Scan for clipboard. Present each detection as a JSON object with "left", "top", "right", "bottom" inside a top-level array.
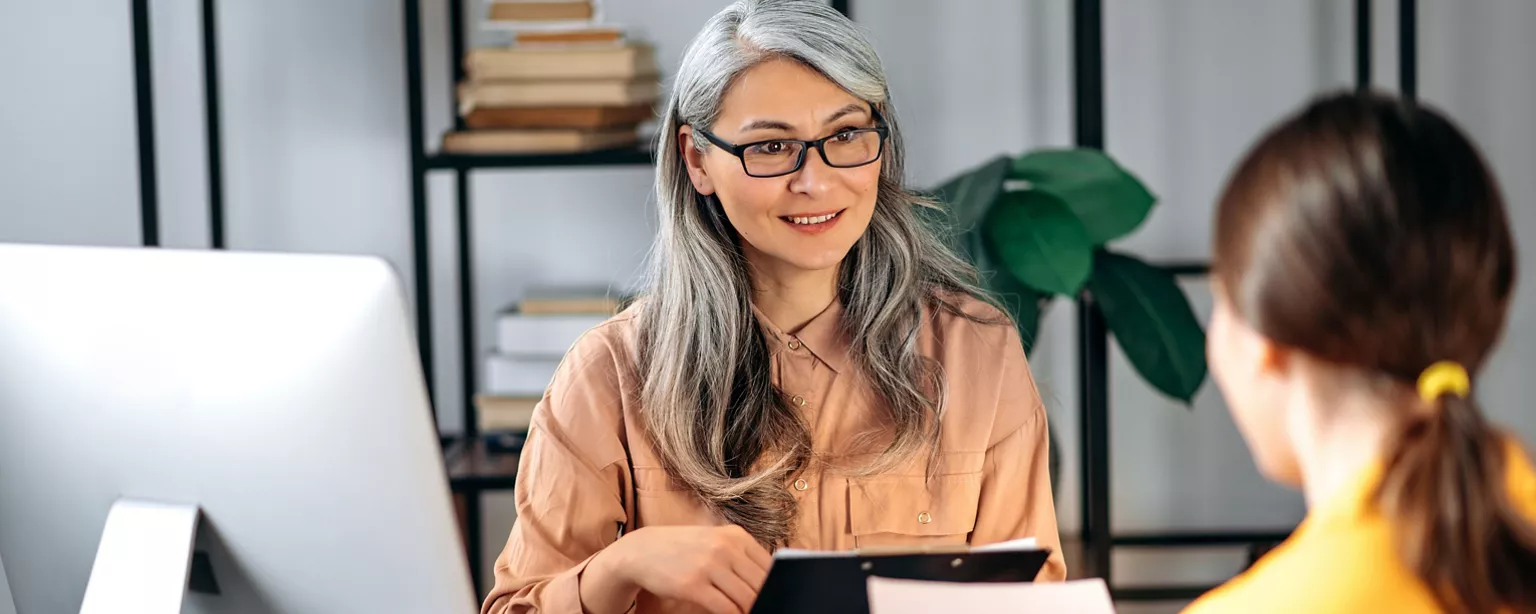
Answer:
[{"left": 748, "top": 545, "right": 1052, "bottom": 614}]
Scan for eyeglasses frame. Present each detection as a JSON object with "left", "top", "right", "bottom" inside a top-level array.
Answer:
[{"left": 693, "top": 108, "right": 890, "bottom": 178}]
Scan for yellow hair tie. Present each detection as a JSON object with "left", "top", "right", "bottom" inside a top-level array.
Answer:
[{"left": 1417, "top": 361, "right": 1470, "bottom": 402}]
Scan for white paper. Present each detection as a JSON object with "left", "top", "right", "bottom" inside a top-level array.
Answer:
[
  {"left": 772, "top": 548, "right": 855, "bottom": 560},
  {"left": 774, "top": 536, "right": 1039, "bottom": 560},
  {"left": 867, "top": 577, "right": 1116, "bottom": 614},
  {"left": 970, "top": 537, "right": 1039, "bottom": 552}
]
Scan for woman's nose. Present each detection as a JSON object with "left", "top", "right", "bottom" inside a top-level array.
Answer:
[{"left": 788, "top": 148, "right": 835, "bottom": 197}]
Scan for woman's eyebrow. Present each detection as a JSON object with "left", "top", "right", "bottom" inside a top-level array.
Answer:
[
  {"left": 822, "top": 103, "right": 868, "bottom": 125},
  {"left": 738, "top": 118, "right": 796, "bottom": 133},
  {"left": 736, "top": 104, "right": 869, "bottom": 134}
]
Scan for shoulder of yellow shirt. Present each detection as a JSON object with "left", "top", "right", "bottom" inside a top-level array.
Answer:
[
  {"left": 1184, "top": 440, "right": 1536, "bottom": 614},
  {"left": 1182, "top": 519, "right": 1442, "bottom": 614}
]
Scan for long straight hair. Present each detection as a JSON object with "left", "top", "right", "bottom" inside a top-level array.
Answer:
[
  {"left": 635, "top": 0, "right": 994, "bottom": 548},
  {"left": 1213, "top": 91, "right": 1536, "bottom": 612}
]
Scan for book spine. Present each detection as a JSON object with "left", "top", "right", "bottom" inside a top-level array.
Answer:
[
  {"left": 484, "top": 355, "right": 560, "bottom": 396},
  {"left": 496, "top": 314, "right": 606, "bottom": 355}
]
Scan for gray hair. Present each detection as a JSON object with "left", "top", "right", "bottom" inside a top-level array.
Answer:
[{"left": 635, "top": 0, "right": 997, "bottom": 548}]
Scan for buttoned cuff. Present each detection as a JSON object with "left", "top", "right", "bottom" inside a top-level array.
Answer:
[{"left": 542, "top": 552, "right": 603, "bottom": 614}]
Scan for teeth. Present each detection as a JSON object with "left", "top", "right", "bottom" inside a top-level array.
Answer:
[{"left": 789, "top": 212, "right": 838, "bottom": 225}]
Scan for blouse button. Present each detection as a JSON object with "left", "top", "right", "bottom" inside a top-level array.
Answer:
[
  {"left": 787, "top": 339, "right": 801, "bottom": 350},
  {"left": 794, "top": 479, "right": 809, "bottom": 491},
  {"left": 917, "top": 511, "right": 932, "bottom": 524},
  {"left": 791, "top": 395, "right": 806, "bottom": 407}
]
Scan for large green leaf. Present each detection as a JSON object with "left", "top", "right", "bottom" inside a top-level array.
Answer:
[
  {"left": 1011, "top": 149, "right": 1156, "bottom": 246},
  {"left": 1089, "top": 251, "right": 1208, "bottom": 404},
  {"left": 984, "top": 191, "right": 1093, "bottom": 296},
  {"left": 928, "top": 155, "right": 1013, "bottom": 248},
  {"left": 966, "top": 230, "right": 1044, "bottom": 354}
]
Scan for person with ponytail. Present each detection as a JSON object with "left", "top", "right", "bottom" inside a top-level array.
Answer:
[{"left": 1185, "top": 91, "right": 1536, "bottom": 613}]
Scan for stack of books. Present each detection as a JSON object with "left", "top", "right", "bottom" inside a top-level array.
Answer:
[
  {"left": 443, "top": 1, "right": 660, "bottom": 155},
  {"left": 478, "top": 286, "right": 626, "bottom": 451}
]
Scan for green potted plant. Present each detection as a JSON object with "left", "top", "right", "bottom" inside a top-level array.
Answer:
[
  {"left": 928, "top": 149, "right": 1208, "bottom": 483},
  {"left": 931, "top": 149, "right": 1208, "bottom": 402}
]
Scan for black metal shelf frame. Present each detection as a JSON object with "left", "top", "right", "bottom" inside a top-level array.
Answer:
[
  {"left": 129, "top": 0, "right": 228, "bottom": 249},
  {"left": 131, "top": 0, "right": 159, "bottom": 247},
  {"left": 1070, "top": 0, "right": 1418, "bottom": 599},
  {"left": 425, "top": 148, "right": 654, "bottom": 170}
]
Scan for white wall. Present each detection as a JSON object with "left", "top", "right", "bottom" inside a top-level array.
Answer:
[
  {"left": 3, "top": 0, "right": 1534, "bottom": 604},
  {"left": 0, "top": 1, "right": 142, "bottom": 246}
]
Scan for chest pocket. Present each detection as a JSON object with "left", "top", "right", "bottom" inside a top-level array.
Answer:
[
  {"left": 848, "top": 472, "right": 982, "bottom": 549},
  {"left": 631, "top": 467, "right": 719, "bottom": 529}
]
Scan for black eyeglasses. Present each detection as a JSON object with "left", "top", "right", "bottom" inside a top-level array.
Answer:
[{"left": 695, "top": 109, "right": 890, "bottom": 178}]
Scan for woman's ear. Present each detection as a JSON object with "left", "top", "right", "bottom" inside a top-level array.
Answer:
[
  {"left": 677, "top": 126, "right": 716, "bottom": 196},
  {"left": 1256, "top": 334, "right": 1293, "bottom": 379}
]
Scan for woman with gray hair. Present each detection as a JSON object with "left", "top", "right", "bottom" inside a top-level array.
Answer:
[{"left": 483, "top": 2, "right": 1063, "bottom": 612}]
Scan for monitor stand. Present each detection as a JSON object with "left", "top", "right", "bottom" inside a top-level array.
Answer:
[
  {"left": 1, "top": 546, "right": 15, "bottom": 614},
  {"left": 79, "top": 499, "right": 219, "bottom": 614}
]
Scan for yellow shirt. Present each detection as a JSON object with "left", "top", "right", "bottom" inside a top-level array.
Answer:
[{"left": 1183, "top": 443, "right": 1536, "bottom": 614}]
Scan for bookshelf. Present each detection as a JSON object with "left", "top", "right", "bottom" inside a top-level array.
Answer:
[{"left": 401, "top": 0, "right": 661, "bottom": 448}]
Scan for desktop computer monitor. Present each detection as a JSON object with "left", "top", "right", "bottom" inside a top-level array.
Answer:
[{"left": 0, "top": 243, "right": 478, "bottom": 613}]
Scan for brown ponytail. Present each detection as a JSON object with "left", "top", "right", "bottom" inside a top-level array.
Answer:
[
  {"left": 1213, "top": 91, "right": 1536, "bottom": 612},
  {"left": 1378, "top": 393, "right": 1536, "bottom": 612}
]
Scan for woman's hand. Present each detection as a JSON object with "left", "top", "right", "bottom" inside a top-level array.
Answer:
[{"left": 582, "top": 525, "right": 773, "bottom": 614}]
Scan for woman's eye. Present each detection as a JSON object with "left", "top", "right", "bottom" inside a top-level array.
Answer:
[{"left": 749, "top": 142, "right": 788, "bottom": 155}]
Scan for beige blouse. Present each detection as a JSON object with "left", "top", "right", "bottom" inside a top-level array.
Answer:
[{"left": 482, "top": 294, "right": 1065, "bottom": 614}]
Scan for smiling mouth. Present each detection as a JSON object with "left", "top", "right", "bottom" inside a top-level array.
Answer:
[{"left": 781, "top": 210, "right": 843, "bottom": 226}]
